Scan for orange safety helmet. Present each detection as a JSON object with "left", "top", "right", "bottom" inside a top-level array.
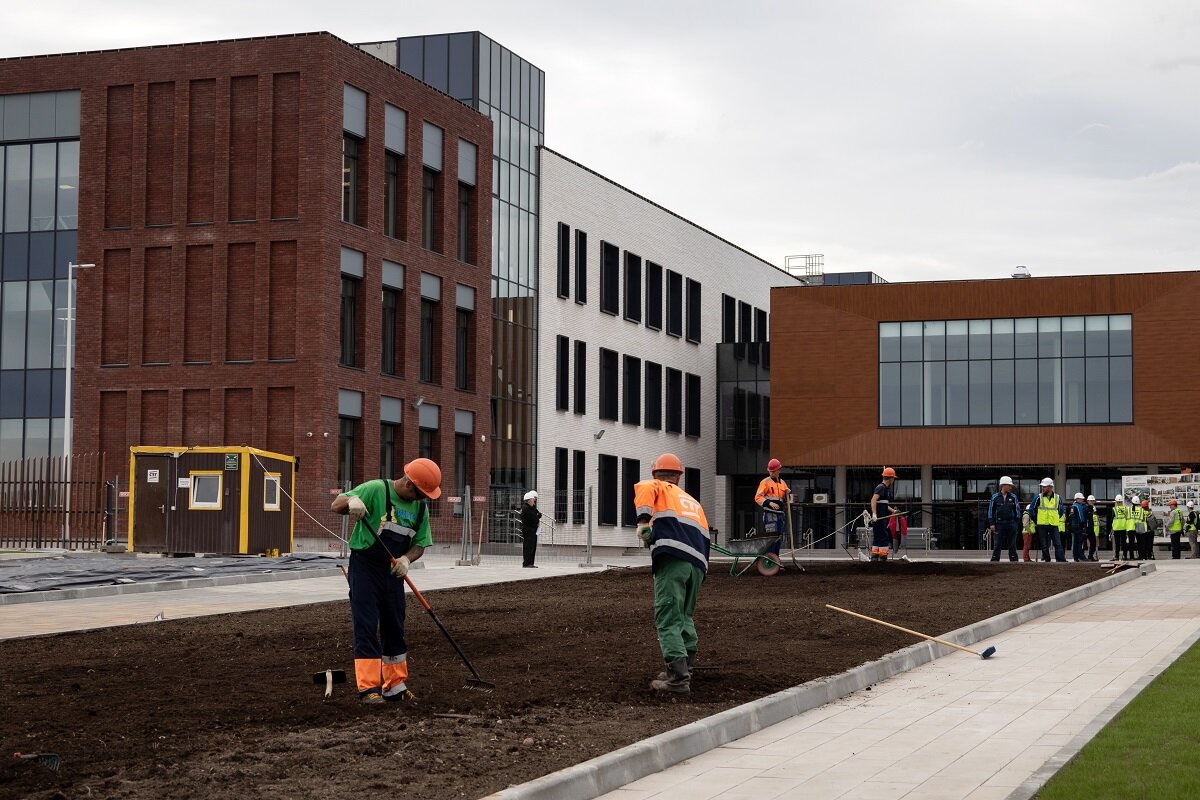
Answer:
[
  {"left": 767, "top": 458, "right": 782, "bottom": 472},
  {"left": 1141, "top": 500, "right": 1150, "bottom": 508},
  {"left": 881, "top": 467, "right": 897, "bottom": 478},
  {"left": 404, "top": 457, "right": 443, "bottom": 500},
  {"left": 1169, "top": 499, "right": 1178, "bottom": 506},
  {"left": 652, "top": 453, "right": 684, "bottom": 475}
]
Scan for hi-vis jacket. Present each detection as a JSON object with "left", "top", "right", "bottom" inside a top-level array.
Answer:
[
  {"left": 1168, "top": 508, "right": 1185, "bottom": 533},
  {"left": 754, "top": 477, "right": 789, "bottom": 510},
  {"left": 1027, "top": 494, "right": 1066, "bottom": 532},
  {"left": 1111, "top": 503, "right": 1131, "bottom": 532},
  {"left": 635, "top": 478, "right": 711, "bottom": 574}
]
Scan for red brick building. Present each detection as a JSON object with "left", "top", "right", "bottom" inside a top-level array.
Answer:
[{"left": 0, "top": 32, "right": 492, "bottom": 542}]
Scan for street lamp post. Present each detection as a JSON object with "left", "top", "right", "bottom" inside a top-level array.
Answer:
[{"left": 63, "top": 261, "right": 95, "bottom": 546}]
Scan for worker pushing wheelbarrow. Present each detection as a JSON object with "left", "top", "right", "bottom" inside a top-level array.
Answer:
[{"left": 707, "top": 458, "right": 804, "bottom": 577}]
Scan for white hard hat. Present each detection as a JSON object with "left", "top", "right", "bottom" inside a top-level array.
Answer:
[
  {"left": 1114, "top": 494, "right": 1124, "bottom": 503},
  {"left": 1074, "top": 492, "right": 1085, "bottom": 500},
  {"left": 1131, "top": 494, "right": 1140, "bottom": 504},
  {"left": 999, "top": 475, "right": 1013, "bottom": 487},
  {"left": 1189, "top": 501, "right": 1195, "bottom": 509},
  {"left": 1040, "top": 477, "right": 1054, "bottom": 487},
  {"left": 523, "top": 490, "right": 537, "bottom": 501},
  {"left": 1087, "top": 495, "right": 1096, "bottom": 502}
]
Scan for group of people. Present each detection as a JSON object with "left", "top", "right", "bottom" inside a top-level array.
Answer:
[{"left": 987, "top": 476, "right": 1100, "bottom": 562}]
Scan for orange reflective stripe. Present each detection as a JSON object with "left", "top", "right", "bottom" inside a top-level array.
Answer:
[
  {"left": 634, "top": 479, "right": 710, "bottom": 530},
  {"left": 354, "top": 658, "right": 382, "bottom": 692},
  {"left": 382, "top": 659, "right": 409, "bottom": 693}
]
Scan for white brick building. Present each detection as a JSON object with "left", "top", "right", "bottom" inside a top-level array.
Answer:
[{"left": 534, "top": 148, "right": 797, "bottom": 550}]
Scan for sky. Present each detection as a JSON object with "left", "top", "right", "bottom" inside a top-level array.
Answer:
[{"left": 3, "top": 1, "right": 1198, "bottom": 282}]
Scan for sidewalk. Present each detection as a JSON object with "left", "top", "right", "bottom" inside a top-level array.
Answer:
[{"left": 597, "top": 560, "right": 1200, "bottom": 800}]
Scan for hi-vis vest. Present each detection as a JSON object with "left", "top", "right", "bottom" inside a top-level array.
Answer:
[
  {"left": 1168, "top": 508, "right": 1185, "bottom": 533},
  {"left": 1091, "top": 505, "right": 1101, "bottom": 535},
  {"left": 1112, "top": 504, "right": 1131, "bottom": 532},
  {"left": 1035, "top": 494, "right": 1065, "bottom": 531},
  {"left": 1187, "top": 511, "right": 1199, "bottom": 532},
  {"left": 634, "top": 478, "right": 711, "bottom": 574},
  {"left": 1131, "top": 506, "right": 1149, "bottom": 534}
]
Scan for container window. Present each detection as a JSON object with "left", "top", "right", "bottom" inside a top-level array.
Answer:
[
  {"left": 264, "top": 473, "right": 281, "bottom": 511},
  {"left": 190, "top": 472, "right": 222, "bottom": 510}
]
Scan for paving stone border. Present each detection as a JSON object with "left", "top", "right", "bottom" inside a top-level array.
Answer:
[{"left": 485, "top": 563, "right": 1153, "bottom": 800}]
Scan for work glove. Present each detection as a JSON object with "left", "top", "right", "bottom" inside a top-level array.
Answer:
[
  {"left": 390, "top": 556, "right": 410, "bottom": 578},
  {"left": 347, "top": 496, "right": 368, "bottom": 521},
  {"left": 638, "top": 525, "right": 653, "bottom": 547},
  {"left": 864, "top": 512, "right": 877, "bottom": 525}
]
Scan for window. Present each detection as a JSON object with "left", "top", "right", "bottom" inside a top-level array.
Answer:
[
  {"left": 455, "top": 308, "right": 472, "bottom": 390},
  {"left": 684, "top": 467, "right": 700, "bottom": 504},
  {"left": 645, "top": 262, "right": 663, "bottom": 330},
  {"left": 380, "top": 422, "right": 398, "bottom": 479},
  {"left": 422, "top": 168, "right": 439, "bottom": 251},
  {"left": 645, "top": 362, "right": 663, "bottom": 430},
  {"left": 685, "top": 279, "right": 701, "bottom": 343},
  {"left": 419, "top": 427, "right": 436, "bottom": 461},
  {"left": 420, "top": 298, "right": 439, "bottom": 383},
  {"left": 721, "top": 295, "right": 736, "bottom": 343},
  {"left": 384, "top": 151, "right": 405, "bottom": 239},
  {"left": 738, "top": 301, "right": 752, "bottom": 343},
  {"left": 685, "top": 373, "right": 700, "bottom": 437},
  {"left": 338, "top": 417, "right": 357, "bottom": 486},
  {"left": 555, "top": 335, "right": 570, "bottom": 410},
  {"left": 572, "top": 450, "right": 585, "bottom": 524},
  {"left": 755, "top": 308, "right": 767, "bottom": 343},
  {"left": 557, "top": 222, "right": 570, "bottom": 298},
  {"left": 554, "top": 447, "right": 568, "bottom": 523},
  {"left": 624, "top": 252, "right": 642, "bottom": 322},
  {"left": 263, "top": 473, "right": 281, "bottom": 511},
  {"left": 342, "top": 134, "right": 361, "bottom": 224},
  {"left": 457, "top": 182, "right": 473, "bottom": 263},
  {"left": 879, "top": 315, "right": 1134, "bottom": 427},
  {"left": 665, "top": 368, "right": 682, "bottom": 433},
  {"left": 666, "top": 270, "right": 683, "bottom": 337},
  {"left": 622, "top": 355, "right": 641, "bottom": 425},
  {"left": 621, "top": 458, "right": 640, "bottom": 527},
  {"left": 573, "top": 340, "right": 586, "bottom": 415},
  {"left": 599, "top": 348, "right": 618, "bottom": 421},
  {"left": 340, "top": 277, "right": 359, "bottom": 367},
  {"left": 574, "top": 230, "right": 588, "bottom": 304},
  {"left": 600, "top": 241, "right": 619, "bottom": 315},
  {"left": 598, "top": 454, "right": 618, "bottom": 526},
  {"left": 189, "top": 471, "right": 223, "bottom": 510},
  {"left": 455, "top": 433, "right": 470, "bottom": 496},
  {"left": 382, "top": 287, "right": 400, "bottom": 375}
]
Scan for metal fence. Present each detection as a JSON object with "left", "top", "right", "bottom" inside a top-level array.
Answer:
[{"left": 0, "top": 452, "right": 111, "bottom": 549}]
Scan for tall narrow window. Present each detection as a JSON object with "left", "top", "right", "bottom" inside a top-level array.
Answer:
[
  {"left": 574, "top": 230, "right": 588, "bottom": 305},
  {"left": 684, "top": 467, "right": 700, "bottom": 504},
  {"left": 422, "top": 168, "right": 439, "bottom": 251},
  {"left": 754, "top": 308, "right": 768, "bottom": 343},
  {"left": 384, "top": 151, "right": 404, "bottom": 238},
  {"left": 598, "top": 454, "right": 618, "bottom": 526},
  {"left": 572, "top": 450, "right": 585, "bottom": 524},
  {"left": 340, "top": 277, "right": 359, "bottom": 367},
  {"left": 645, "top": 362, "right": 663, "bottom": 430},
  {"left": 685, "top": 279, "right": 701, "bottom": 343},
  {"left": 624, "top": 252, "right": 642, "bottom": 322},
  {"left": 338, "top": 416, "right": 357, "bottom": 485},
  {"left": 557, "top": 222, "right": 571, "bottom": 298},
  {"left": 342, "top": 134, "right": 361, "bottom": 224},
  {"left": 645, "top": 262, "right": 663, "bottom": 330},
  {"left": 380, "top": 422, "right": 398, "bottom": 478},
  {"left": 419, "top": 427, "right": 437, "bottom": 461},
  {"left": 600, "top": 241, "right": 619, "bottom": 315},
  {"left": 455, "top": 309, "right": 472, "bottom": 390},
  {"left": 621, "top": 458, "right": 640, "bottom": 527},
  {"left": 685, "top": 373, "right": 701, "bottom": 437},
  {"left": 721, "top": 295, "right": 736, "bottom": 343},
  {"left": 599, "top": 348, "right": 618, "bottom": 421},
  {"left": 455, "top": 433, "right": 470, "bottom": 496},
  {"left": 666, "top": 270, "right": 683, "bottom": 337},
  {"left": 738, "top": 301, "right": 752, "bottom": 343},
  {"left": 420, "top": 298, "right": 439, "bottom": 383},
  {"left": 622, "top": 355, "right": 641, "bottom": 425},
  {"left": 457, "top": 182, "right": 473, "bottom": 263},
  {"left": 665, "top": 367, "right": 682, "bottom": 433},
  {"left": 554, "top": 447, "right": 568, "bottom": 523},
  {"left": 573, "top": 340, "right": 586, "bottom": 414},
  {"left": 382, "top": 288, "right": 399, "bottom": 375},
  {"left": 556, "top": 335, "right": 570, "bottom": 410}
]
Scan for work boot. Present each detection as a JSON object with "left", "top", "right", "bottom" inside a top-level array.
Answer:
[
  {"left": 360, "top": 690, "right": 385, "bottom": 705},
  {"left": 650, "top": 657, "right": 691, "bottom": 694},
  {"left": 385, "top": 687, "right": 417, "bottom": 705},
  {"left": 657, "top": 653, "right": 696, "bottom": 682}
]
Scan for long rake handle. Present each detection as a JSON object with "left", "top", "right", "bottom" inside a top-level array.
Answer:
[
  {"left": 825, "top": 604, "right": 983, "bottom": 657},
  {"left": 403, "top": 575, "right": 492, "bottom": 685}
]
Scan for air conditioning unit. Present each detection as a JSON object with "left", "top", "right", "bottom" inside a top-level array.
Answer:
[{"left": 812, "top": 493, "right": 830, "bottom": 504}]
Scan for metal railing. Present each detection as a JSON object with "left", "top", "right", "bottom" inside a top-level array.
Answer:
[{"left": 0, "top": 452, "right": 109, "bottom": 549}]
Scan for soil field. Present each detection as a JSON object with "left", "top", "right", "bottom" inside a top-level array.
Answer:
[{"left": 2, "top": 562, "right": 1108, "bottom": 800}]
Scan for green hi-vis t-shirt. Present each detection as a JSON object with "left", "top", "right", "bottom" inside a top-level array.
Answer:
[{"left": 341, "top": 479, "right": 433, "bottom": 551}]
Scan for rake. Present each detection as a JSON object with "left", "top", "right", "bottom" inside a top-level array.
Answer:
[
  {"left": 826, "top": 604, "right": 997, "bottom": 659},
  {"left": 12, "top": 752, "right": 61, "bottom": 773}
]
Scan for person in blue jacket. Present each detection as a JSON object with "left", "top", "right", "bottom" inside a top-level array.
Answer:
[{"left": 987, "top": 476, "right": 1021, "bottom": 562}]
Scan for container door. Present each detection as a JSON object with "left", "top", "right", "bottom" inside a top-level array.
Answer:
[{"left": 133, "top": 455, "right": 171, "bottom": 552}]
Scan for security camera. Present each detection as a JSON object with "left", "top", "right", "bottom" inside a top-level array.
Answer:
[{"left": 594, "top": 430, "right": 605, "bottom": 440}]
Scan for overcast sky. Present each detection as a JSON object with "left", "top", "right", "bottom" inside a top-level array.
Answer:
[{"left": 4, "top": 1, "right": 1198, "bottom": 281}]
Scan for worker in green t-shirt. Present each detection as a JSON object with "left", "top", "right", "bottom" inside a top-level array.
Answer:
[{"left": 331, "top": 458, "right": 442, "bottom": 705}]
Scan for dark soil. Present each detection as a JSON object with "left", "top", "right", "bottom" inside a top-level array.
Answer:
[{"left": 1, "top": 562, "right": 1106, "bottom": 799}]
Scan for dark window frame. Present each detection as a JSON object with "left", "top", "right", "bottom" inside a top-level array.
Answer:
[
  {"left": 666, "top": 270, "right": 683, "bottom": 338},
  {"left": 553, "top": 446, "right": 568, "bottom": 523},
  {"left": 621, "top": 457, "right": 640, "bottom": 528},
  {"left": 574, "top": 230, "right": 588, "bottom": 305},
  {"left": 685, "top": 372, "right": 701, "bottom": 437},
  {"left": 685, "top": 278, "right": 701, "bottom": 343},
  {"left": 455, "top": 308, "right": 472, "bottom": 390},
  {"left": 721, "top": 294, "right": 736, "bottom": 343},
  {"left": 555, "top": 335, "right": 570, "bottom": 411},
  {"left": 573, "top": 340, "right": 586, "bottom": 415},
  {"left": 457, "top": 181, "right": 473, "bottom": 264},
  {"left": 557, "top": 222, "right": 571, "bottom": 299},
  {"left": 665, "top": 367, "right": 682, "bottom": 433},
  {"left": 598, "top": 454, "right": 618, "bottom": 526},
  {"left": 623, "top": 252, "right": 642, "bottom": 323},
  {"left": 644, "top": 361, "right": 662, "bottom": 430},
  {"left": 381, "top": 286, "right": 402, "bottom": 376},
  {"left": 422, "top": 167, "right": 440, "bottom": 252},
  {"left": 599, "top": 241, "right": 619, "bottom": 315},
  {"left": 420, "top": 297, "right": 440, "bottom": 384},
  {"left": 342, "top": 133, "right": 362, "bottom": 225},
  {"left": 383, "top": 150, "right": 405, "bottom": 239},
  {"left": 380, "top": 421, "right": 399, "bottom": 479},
  {"left": 622, "top": 355, "right": 641, "bottom": 425},
  {"left": 340, "top": 276, "right": 360, "bottom": 368},
  {"left": 572, "top": 450, "right": 585, "bottom": 525},
  {"left": 599, "top": 347, "right": 619, "bottom": 421},
  {"left": 645, "top": 261, "right": 663, "bottom": 331}
]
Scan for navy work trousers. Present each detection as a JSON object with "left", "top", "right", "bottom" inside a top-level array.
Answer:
[{"left": 991, "top": 522, "right": 1018, "bottom": 561}]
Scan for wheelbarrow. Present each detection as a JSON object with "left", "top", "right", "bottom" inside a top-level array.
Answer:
[{"left": 710, "top": 534, "right": 786, "bottom": 576}]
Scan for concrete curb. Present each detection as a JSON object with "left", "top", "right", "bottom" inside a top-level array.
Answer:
[{"left": 485, "top": 564, "right": 1150, "bottom": 800}]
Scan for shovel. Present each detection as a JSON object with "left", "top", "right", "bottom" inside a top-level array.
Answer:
[{"left": 312, "top": 669, "right": 347, "bottom": 698}]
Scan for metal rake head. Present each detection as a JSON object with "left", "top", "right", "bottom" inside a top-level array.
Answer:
[
  {"left": 13, "top": 752, "right": 61, "bottom": 773},
  {"left": 464, "top": 677, "right": 496, "bottom": 693}
]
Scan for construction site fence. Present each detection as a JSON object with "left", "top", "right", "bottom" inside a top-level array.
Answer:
[{"left": 0, "top": 452, "right": 113, "bottom": 550}]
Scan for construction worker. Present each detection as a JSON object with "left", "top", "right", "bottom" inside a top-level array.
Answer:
[
  {"left": 1167, "top": 499, "right": 1186, "bottom": 559},
  {"left": 1140, "top": 499, "right": 1158, "bottom": 560},
  {"left": 1028, "top": 478, "right": 1066, "bottom": 562},
  {"left": 1129, "top": 495, "right": 1148, "bottom": 560},
  {"left": 869, "top": 468, "right": 897, "bottom": 562},
  {"left": 1111, "top": 494, "right": 1130, "bottom": 560},
  {"left": 755, "top": 458, "right": 791, "bottom": 537},
  {"left": 987, "top": 476, "right": 1021, "bottom": 562},
  {"left": 1067, "top": 492, "right": 1091, "bottom": 562},
  {"left": 636, "top": 453, "right": 710, "bottom": 695},
  {"left": 520, "top": 490, "right": 541, "bottom": 568},
  {"left": 1086, "top": 495, "right": 1101, "bottom": 561},
  {"left": 1186, "top": 501, "right": 1199, "bottom": 558},
  {"left": 889, "top": 507, "right": 909, "bottom": 555},
  {"left": 1020, "top": 509, "right": 1036, "bottom": 562},
  {"left": 331, "top": 457, "right": 442, "bottom": 705}
]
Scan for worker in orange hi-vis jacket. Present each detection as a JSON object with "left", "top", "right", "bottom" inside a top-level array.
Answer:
[
  {"left": 755, "top": 458, "right": 792, "bottom": 536},
  {"left": 635, "top": 453, "right": 710, "bottom": 695}
]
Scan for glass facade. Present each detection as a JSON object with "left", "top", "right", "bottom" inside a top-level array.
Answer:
[
  {"left": 0, "top": 91, "right": 80, "bottom": 463},
  {"left": 879, "top": 315, "right": 1133, "bottom": 427},
  {"left": 364, "top": 32, "right": 545, "bottom": 490}
]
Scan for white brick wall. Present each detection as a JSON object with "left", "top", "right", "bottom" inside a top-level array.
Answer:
[{"left": 534, "top": 148, "right": 796, "bottom": 548}]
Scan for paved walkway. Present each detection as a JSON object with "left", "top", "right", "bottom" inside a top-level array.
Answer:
[{"left": 598, "top": 560, "right": 1200, "bottom": 800}]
